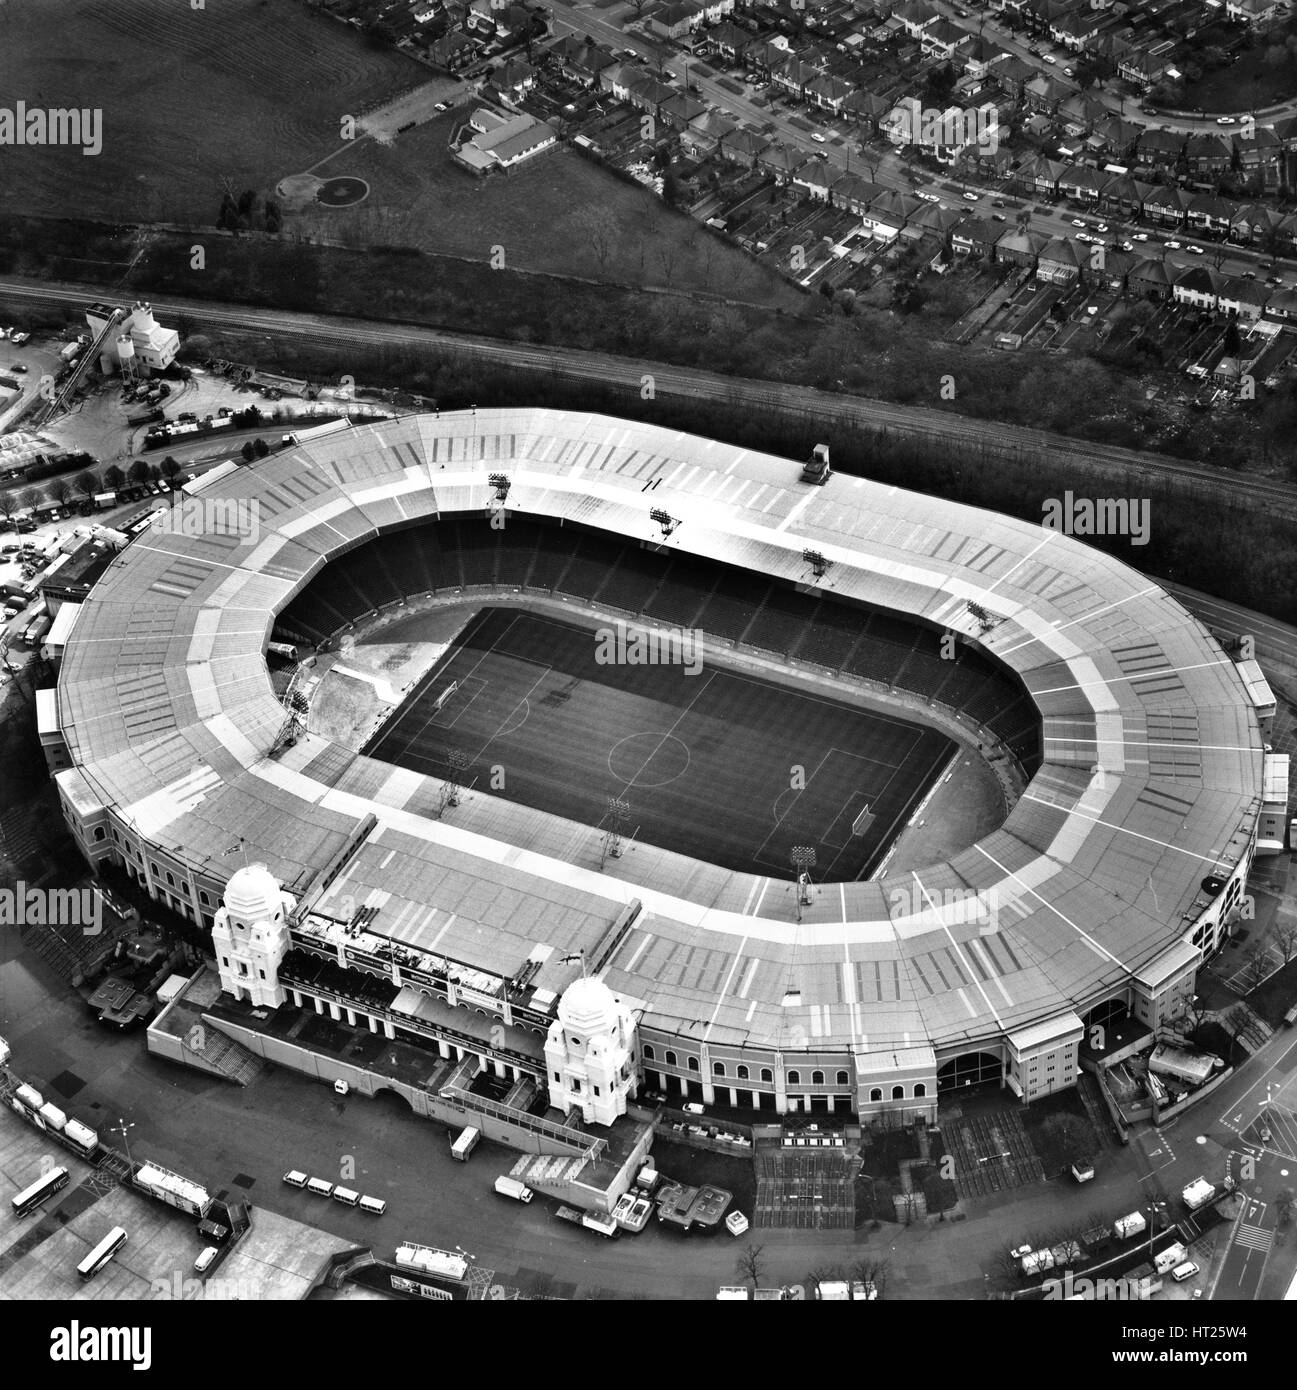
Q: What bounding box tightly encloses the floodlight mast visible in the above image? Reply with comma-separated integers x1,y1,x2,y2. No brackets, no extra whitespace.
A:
790,846,817,922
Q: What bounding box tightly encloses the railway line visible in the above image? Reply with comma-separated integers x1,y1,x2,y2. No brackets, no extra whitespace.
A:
3,274,1296,520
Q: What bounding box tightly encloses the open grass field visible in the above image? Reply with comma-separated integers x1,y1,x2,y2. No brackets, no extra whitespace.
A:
1184,46,1297,113
0,0,419,224
0,0,797,304
361,607,955,880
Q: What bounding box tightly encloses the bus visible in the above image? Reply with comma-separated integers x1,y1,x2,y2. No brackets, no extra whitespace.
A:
11,1165,70,1218
77,1226,127,1280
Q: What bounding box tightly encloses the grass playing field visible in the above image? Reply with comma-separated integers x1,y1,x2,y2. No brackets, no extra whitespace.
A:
362,607,956,880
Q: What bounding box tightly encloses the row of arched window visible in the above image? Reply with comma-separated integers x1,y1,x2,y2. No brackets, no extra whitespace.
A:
641,1045,928,1098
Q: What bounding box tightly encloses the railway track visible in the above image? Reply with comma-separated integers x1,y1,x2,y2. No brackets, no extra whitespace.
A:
4,274,1296,520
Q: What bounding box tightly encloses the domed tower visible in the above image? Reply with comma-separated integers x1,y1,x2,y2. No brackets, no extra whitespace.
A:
211,864,295,1008
544,975,638,1127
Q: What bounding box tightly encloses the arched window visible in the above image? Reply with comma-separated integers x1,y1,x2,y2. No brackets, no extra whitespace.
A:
737,1065,749,1081
643,1044,655,1061
812,1070,824,1086
687,1056,699,1072
665,1050,677,1067
870,1088,882,1102
787,1070,800,1086
760,1068,773,1083
892,1085,905,1100
914,1083,927,1098
836,1070,849,1086
712,1062,726,1077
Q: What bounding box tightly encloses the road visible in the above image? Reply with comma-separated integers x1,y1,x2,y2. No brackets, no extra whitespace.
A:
4,274,1297,530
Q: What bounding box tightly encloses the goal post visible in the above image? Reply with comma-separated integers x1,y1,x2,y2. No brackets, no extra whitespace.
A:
852,804,873,837
433,681,459,712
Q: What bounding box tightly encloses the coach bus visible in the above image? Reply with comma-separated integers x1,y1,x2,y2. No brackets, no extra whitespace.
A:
77,1226,127,1280
11,1165,70,1218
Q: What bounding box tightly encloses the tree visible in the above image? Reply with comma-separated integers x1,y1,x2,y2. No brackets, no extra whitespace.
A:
46,476,74,508
735,1242,766,1292
18,488,45,516
1245,942,1271,992
1040,1113,1096,1173
1223,314,1241,356
580,208,618,277
72,469,99,502
1277,924,1297,965
0,492,16,525
160,456,182,488
241,441,256,464
102,464,126,492
254,437,270,458
128,459,152,485
849,1256,890,1300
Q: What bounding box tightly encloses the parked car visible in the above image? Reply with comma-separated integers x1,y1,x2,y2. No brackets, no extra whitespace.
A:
1164,240,1182,249
1187,244,1204,255
810,132,826,144
963,190,979,201
1132,232,1149,241
9,363,27,373
1171,1261,1200,1282
1071,218,1086,227
1216,115,1236,125
1042,53,1055,63
1094,223,1108,233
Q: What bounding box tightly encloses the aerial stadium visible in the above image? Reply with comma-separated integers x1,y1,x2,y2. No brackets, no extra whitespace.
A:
49,408,1268,1166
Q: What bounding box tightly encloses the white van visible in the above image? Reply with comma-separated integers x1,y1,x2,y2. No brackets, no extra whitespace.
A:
282,1170,308,1188
358,1195,387,1216
306,1177,335,1198
332,1186,360,1206
193,1246,219,1274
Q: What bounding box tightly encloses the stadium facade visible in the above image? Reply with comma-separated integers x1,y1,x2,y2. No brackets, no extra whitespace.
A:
51,409,1268,1124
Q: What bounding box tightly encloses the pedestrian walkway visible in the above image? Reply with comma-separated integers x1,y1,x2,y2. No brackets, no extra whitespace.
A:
1235,1221,1272,1254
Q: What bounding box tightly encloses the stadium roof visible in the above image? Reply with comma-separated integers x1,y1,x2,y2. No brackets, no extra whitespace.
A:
55,410,1264,1058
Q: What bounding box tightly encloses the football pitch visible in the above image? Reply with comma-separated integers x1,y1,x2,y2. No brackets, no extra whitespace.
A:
362,608,956,880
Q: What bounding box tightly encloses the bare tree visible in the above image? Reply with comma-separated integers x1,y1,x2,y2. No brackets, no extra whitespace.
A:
580,209,619,278
849,1256,891,1299
1245,942,1271,992
655,238,682,288
735,1242,766,1292
17,487,44,515
73,469,100,502
46,476,74,508
1275,923,1297,965
0,491,17,526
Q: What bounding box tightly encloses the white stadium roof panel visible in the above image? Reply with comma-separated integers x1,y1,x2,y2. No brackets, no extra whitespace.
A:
53,409,1264,1055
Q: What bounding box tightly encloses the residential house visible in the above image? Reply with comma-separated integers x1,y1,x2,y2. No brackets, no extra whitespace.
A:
1119,51,1169,87
952,215,1001,258
551,36,617,85
746,38,794,78
1229,202,1285,246
429,30,480,70
624,72,678,115
861,188,922,240
894,0,941,37
1092,247,1140,295
962,37,1011,81
793,160,838,200
660,92,710,129
806,73,854,114
721,127,766,165
1233,127,1284,190
1128,256,1173,299
1036,235,1086,283
1024,73,1078,115
1186,192,1235,237
682,110,738,157
1224,0,1281,23
707,20,753,61
1051,9,1102,49
844,89,895,134
1057,92,1110,137
648,0,708,40
957,142,1014,178
1216,275,1270,320
1183,132,1233,178
921,17,971,58
773,57,825,99
1014,153,1068,197
1144,184,1194,225
1263,287,1297,325
1088,115,1141,163
491,58,537,104
1172,264,1225,310
1134,126,1184,170
832,174,885,216
1058,163,1112,202
993,55,1036,100
994,227,1049,267
908,201,964,244
1101,173,1159,218
758,141,806,182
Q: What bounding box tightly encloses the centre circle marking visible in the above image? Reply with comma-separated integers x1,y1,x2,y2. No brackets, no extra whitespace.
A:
607,732,691,789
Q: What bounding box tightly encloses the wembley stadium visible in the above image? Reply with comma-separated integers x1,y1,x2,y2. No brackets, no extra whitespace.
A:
49,407,1268,1120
